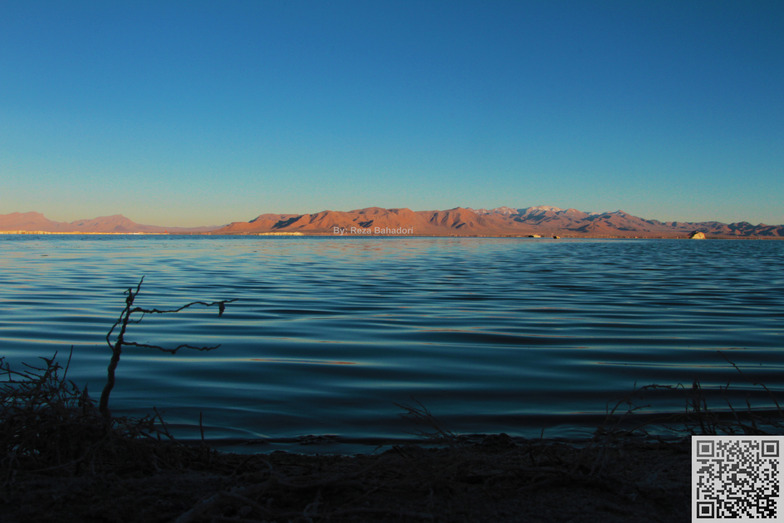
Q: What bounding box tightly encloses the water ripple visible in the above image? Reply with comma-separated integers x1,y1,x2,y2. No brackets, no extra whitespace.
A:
1,235,783,449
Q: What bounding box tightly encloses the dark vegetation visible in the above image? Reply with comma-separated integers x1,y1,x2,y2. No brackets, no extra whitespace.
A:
0,280,780,521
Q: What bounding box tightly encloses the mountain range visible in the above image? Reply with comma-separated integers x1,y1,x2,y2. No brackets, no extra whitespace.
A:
1,207,783,238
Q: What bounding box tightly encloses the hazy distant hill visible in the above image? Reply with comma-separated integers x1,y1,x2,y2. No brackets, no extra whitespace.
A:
0,212,217,234
2,207,782,237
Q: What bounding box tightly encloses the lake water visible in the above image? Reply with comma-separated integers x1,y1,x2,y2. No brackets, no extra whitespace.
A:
1,236,783,452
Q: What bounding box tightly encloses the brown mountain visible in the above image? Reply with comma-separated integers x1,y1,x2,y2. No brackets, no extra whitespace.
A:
0,212,217,234
0,212,64,231
215,205,784,238
3,207,782,237
213,205,784,238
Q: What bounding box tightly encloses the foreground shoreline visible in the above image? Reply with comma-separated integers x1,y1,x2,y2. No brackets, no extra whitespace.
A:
1,432,691,522
0,349,696,521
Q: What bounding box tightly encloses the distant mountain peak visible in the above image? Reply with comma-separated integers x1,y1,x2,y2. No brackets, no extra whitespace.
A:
491,206,518,214
522,205,564,213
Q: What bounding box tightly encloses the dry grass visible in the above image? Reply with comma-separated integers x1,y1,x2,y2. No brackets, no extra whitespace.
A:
3,348,775,522
0,351,692,521
0,350,208,483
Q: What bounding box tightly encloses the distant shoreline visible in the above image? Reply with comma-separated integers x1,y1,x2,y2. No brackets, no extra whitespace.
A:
0,231,167,235
1,230,782,239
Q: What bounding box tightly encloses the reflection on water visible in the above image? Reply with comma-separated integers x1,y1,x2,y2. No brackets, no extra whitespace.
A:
250,358,358,366
1,235,783,450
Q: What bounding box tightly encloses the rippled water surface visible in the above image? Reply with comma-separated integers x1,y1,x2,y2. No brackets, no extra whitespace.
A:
1,236,783,450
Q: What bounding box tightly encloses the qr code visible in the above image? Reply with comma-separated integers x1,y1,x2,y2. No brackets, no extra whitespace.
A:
693,436,783,522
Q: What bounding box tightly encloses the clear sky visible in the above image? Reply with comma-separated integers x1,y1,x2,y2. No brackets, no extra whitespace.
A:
2,1,782,227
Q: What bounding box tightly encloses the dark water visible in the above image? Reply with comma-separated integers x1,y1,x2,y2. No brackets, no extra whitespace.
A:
1,236,783,451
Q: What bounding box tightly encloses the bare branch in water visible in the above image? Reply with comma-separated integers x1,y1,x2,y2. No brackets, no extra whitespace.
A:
99,276,236,418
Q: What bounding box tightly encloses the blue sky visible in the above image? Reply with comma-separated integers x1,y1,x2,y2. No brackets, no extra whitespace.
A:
1,1,782,226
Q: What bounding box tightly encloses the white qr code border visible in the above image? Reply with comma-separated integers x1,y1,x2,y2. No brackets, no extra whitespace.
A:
693,435,784,522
